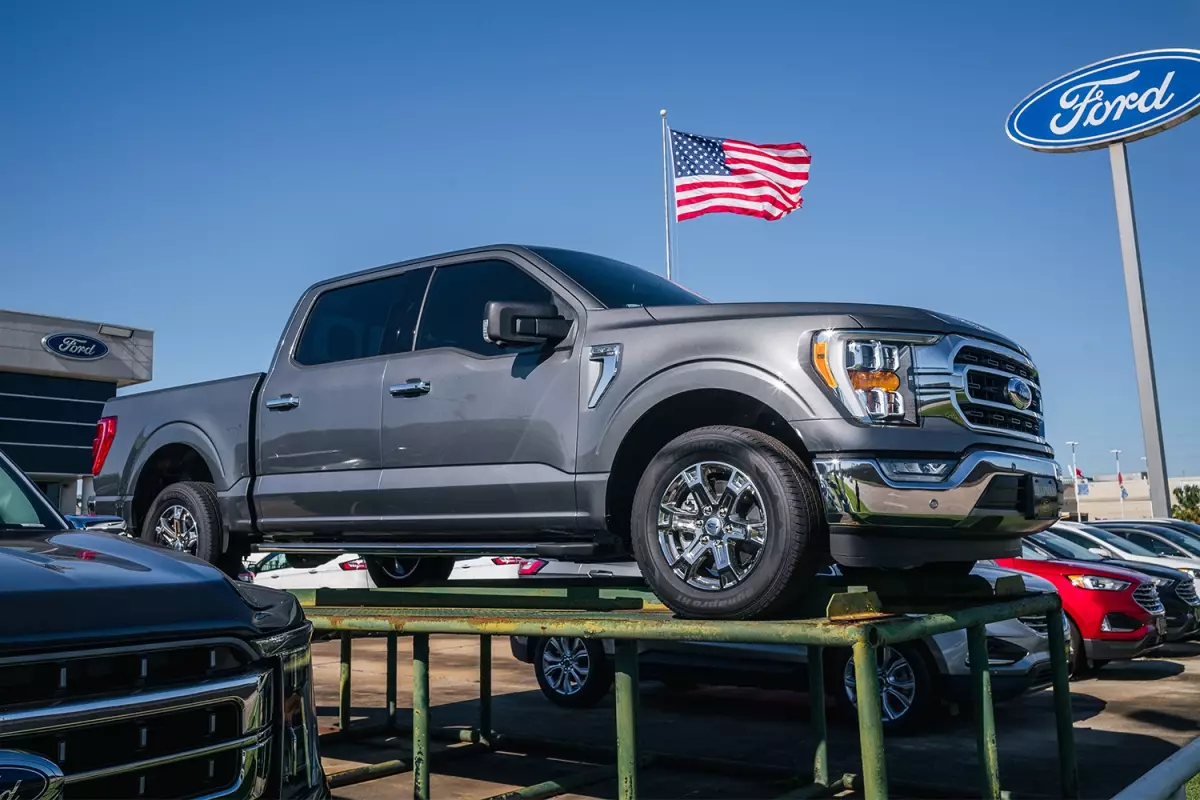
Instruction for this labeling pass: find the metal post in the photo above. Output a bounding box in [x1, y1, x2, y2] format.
[1067, 441, 1082, 520]
[339, 634, 352, 733]
[1113, 449, 1126, 518]
[614, 639, 640, 800]
[1109, 141, 1170, 518]
[479, 634, 493, 747]
[660, 109, 673, 281]
[1045, 608, 1079, 798]
[966, 624, 1001, 799]
[808, 645, 829, 787]
[413, 633, 430, 800]
[851, 640, 888, 800]
[387, 632, 398, 729]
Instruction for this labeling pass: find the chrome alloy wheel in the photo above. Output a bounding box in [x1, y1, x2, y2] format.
[541, 637, 591, 696]
[657, 461, 767, 591]
[154, 504, 199, 554]
[843, 646, 917, 722]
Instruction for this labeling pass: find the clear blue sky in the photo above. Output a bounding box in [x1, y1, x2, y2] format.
[2, 1, 1198, 477]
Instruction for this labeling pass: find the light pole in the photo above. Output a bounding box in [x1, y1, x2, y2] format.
[1112, 449, 1125, 518]
[1067, 441, 1082, 521]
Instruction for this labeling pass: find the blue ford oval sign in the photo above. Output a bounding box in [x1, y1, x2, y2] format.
[1007, 48, 1200, 152]
[41, 332, 109, 361]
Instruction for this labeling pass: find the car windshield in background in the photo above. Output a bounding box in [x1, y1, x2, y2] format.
[528, 246, 710, 309]
[1140, 526, 1200, 557]
[0, 455, 60, 530]
[1083, 525, 1157, 557]
[1036, 530, 1104, 561]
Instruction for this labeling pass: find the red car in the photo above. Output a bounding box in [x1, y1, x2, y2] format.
[993, 551, 1166, 673]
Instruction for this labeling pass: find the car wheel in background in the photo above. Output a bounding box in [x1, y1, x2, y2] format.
[364, 556, 455, 587]
[630, 426, 823, 620]
[142, 481, 241, 577]
[830, 641, 935, 734]
[533, 636, 613, 708]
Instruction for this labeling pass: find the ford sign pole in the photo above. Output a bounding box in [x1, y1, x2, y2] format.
[1108, 142, 1170, 519]
[1006, 48, 1200, 519]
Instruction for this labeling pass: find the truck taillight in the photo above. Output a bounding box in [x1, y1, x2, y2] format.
[340, 558, 368, 571]
[92, 416, 117, 476]
[518, 558, 547, 576]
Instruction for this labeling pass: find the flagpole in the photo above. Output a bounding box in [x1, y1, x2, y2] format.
[1067, 440, 1081, 521]
[1112, 449, 1125, 518]
[660, 109, 673, 281]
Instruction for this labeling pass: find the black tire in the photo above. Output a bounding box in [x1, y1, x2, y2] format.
[533, 636, 613, 708]
[141, 481, 241, 577]
[365, 556, 455, 588]
[630, 425, 823, 619]
[1066, 615, 1086, 677]
[829, 642, 936, 735]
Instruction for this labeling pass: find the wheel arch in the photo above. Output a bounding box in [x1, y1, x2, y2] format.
[129, 424, 223, 534]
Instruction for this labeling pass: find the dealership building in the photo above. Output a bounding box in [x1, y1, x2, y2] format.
[0, 309, 153, 513]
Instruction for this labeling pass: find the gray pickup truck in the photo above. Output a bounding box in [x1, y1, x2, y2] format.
[93, 245, 1062, 619]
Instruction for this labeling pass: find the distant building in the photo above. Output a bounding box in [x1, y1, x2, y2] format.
[1062, 472, 1200, 521]
[0, 309, 153, 514]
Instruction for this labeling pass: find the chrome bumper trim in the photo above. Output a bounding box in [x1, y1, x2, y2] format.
[814, 450, 1062, 531]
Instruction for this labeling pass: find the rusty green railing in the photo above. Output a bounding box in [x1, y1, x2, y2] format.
[296, 582, 1078, 800]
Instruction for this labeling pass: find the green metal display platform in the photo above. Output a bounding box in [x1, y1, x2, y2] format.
[299, 578, 1078, 800]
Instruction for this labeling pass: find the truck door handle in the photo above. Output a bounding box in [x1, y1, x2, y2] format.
[265, 395, 300, 410]
[389, 380, 431, 397]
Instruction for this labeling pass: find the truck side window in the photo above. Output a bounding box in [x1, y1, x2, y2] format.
[294, 267, 433, 365]
[416, 260, 554, 357]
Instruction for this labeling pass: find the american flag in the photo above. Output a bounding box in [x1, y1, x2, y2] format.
[670, 129, 810, 222]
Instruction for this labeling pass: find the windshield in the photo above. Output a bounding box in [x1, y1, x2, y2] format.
[1035, 530, 1104, 562]
[528, 246, 710, 309]
[0, 453, 63, 530]
[1083, 525, 1158, 557]
[1139, 526, 1200, 558]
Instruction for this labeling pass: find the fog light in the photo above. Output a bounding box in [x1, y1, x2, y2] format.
[879, 459, 957, 483]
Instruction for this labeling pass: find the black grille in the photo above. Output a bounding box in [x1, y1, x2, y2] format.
[955, 346, 1038, 382]
[965, 369, 1043, 415]
[961, 403, 1044, 436]
[0, 640, 267, 799]
[1133, 583, 1166, 616]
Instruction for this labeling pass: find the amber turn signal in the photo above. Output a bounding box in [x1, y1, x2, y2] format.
[849, 370, 901, 392]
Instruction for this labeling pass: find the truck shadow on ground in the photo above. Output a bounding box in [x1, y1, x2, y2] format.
[320, 683, 1172, 800]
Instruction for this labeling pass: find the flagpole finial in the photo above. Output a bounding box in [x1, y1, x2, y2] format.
[660, 109, 667, 118]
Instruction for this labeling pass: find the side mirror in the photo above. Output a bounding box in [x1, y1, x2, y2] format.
[484, 301, 571, 347]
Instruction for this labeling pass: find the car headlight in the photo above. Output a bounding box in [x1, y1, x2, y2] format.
[1067, 574, 1131, 591]
[1184, 568, 1200, 580]
[1153, 577, 1177, 588]
[811, 330, 939, 424]
[252, 623, 327, 795]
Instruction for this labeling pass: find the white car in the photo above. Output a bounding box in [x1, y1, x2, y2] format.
[1050, 521, 1200, 579]
[245, 553, 523, 590]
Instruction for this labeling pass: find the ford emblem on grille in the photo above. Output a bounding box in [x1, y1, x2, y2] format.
[1007, 377, 1034, 411]
[40, 332, 109, 361]
[0, 752, 64, 800]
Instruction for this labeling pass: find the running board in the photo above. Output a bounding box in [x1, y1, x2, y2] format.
[254, 541, 598, 559]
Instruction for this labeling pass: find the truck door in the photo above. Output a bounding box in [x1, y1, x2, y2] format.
[378, 255, 582, 537]
[254, 266, 432, 535]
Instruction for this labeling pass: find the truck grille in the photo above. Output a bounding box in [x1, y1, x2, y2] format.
[0, 638, 272, 799]
[1178, 578, 1200, 607]
[1133, 583, 1166, 617]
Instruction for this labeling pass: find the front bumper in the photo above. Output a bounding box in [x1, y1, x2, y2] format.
[814, 450, 1063, 568]
[1084, 629, 1162, 661]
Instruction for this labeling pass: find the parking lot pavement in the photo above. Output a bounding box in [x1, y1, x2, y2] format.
[313, 635, 1200, 799]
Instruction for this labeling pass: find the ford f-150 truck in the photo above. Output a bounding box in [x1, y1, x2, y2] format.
[93, 245, 1063, 619]
[0, 446, 328, 799]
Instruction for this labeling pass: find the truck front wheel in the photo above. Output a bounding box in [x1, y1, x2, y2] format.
[630, 425, 824, 619]
[142, 481, 241, 577]
[365, 556, 455, 588]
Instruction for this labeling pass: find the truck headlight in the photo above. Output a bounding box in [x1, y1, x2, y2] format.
[811, 330, 940, 425]
[253, 623, 327, 795]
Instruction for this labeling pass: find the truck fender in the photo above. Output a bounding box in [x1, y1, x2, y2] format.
[127, 422, 228, 499]
[585, 359, 817, 473]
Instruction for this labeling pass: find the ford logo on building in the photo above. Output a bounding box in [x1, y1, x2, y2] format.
[0, 751, 65, 800]
[41, 332, 109, 361]
[1006, 48, 1200, 152]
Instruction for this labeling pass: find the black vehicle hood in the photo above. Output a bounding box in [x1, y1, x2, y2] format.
[1104, 557, 1192, 584]
[0, 530, 303, 653]
[644, 303, 1027, 356]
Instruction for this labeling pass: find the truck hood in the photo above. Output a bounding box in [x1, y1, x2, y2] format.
[644, 303, 1027, 356]
[0, 530, 303, 653]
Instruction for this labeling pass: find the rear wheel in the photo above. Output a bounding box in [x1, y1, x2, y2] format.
[630, 425, 824, 620]
[830, 642, 935, 734]
[365, 556, 455, 588]
[533, 636, 613, 708]
[142, 481, 241, 577]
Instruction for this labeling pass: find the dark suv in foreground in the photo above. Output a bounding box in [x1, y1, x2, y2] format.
[0, 448, 328, 800]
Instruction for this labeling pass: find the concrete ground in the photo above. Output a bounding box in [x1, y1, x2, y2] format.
[313, 634, 1200, 799]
